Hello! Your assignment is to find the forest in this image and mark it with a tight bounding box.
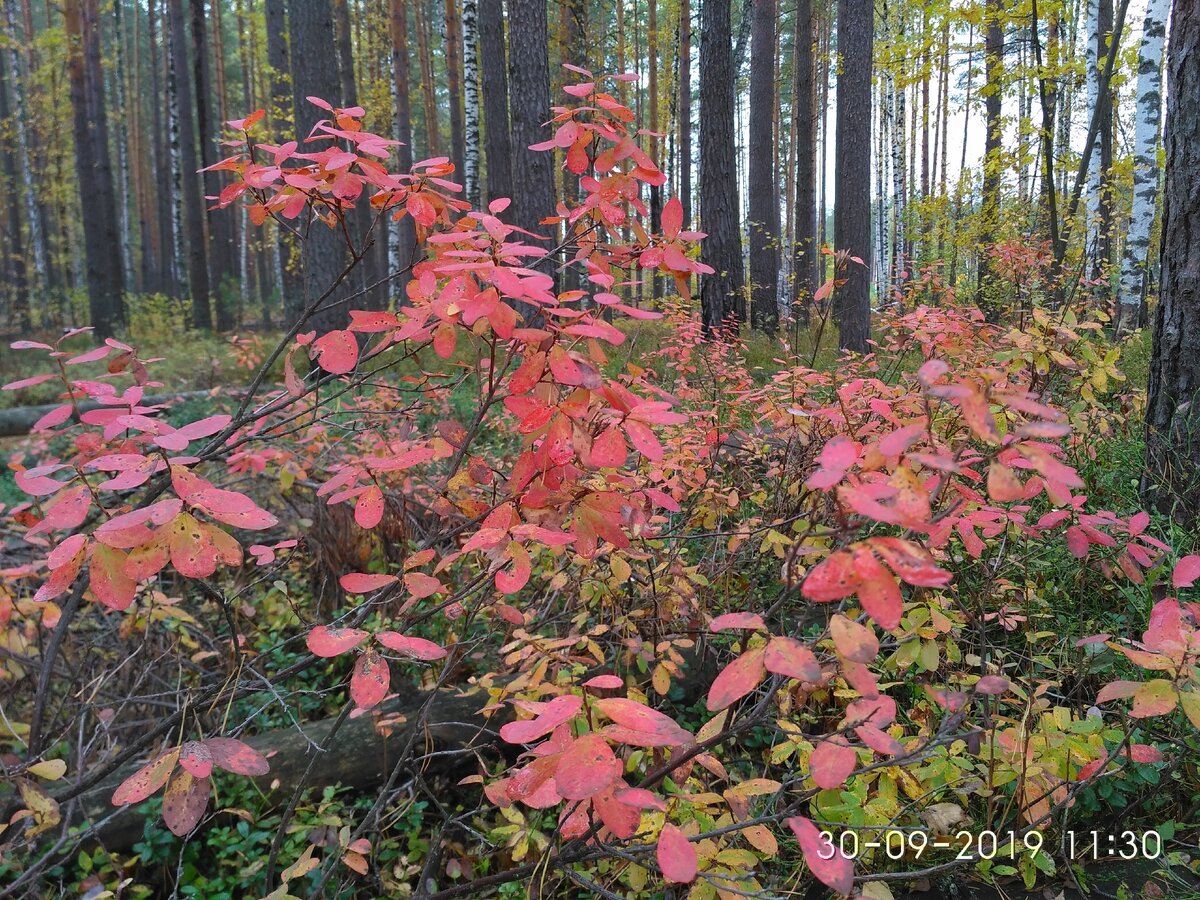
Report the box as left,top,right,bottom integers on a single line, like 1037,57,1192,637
1,0,1199,897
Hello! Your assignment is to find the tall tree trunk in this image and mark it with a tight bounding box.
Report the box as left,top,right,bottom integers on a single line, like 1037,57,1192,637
832,0,871,351
1094,0,1114,308
265,0,295,316
3,0,45,310
678,0,691,226
1084,0,1101,253
1115,0,1170,335
288,0,350,333
0,45,29,329
977,0,1003,308
747,0,778,334
462,0,480,207
507,0,556,259
647,0,661,301
332,0,356,107
390,0,417,300
698,0,745,334
791,0,815,319
111,0,133,292
444,0,466,182
64,0,125,338
478,0,511,204
415,0,439,155
192,0,236,330
1143,0,1200,525
168,0,210,329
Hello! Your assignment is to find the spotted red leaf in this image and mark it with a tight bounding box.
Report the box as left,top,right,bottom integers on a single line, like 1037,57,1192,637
829,615,878,663
709,612,766,632
340,572,399,593
162,769,211,836
595,698,693,746
355,485,385,529
555,734,619,800
313,329,359,375
350,649,390,709
178,741,213,778
111,748,180,806
763,637,822,682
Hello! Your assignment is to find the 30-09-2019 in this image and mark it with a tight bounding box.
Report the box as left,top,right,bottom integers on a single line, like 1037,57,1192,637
815,827,1165,861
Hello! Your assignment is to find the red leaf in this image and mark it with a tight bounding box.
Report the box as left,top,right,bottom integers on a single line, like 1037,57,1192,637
350,649,390,709
802,551,860,602
788,816,854,895
499,695,584,744
89,544,137,611
1065,525,1090,558
661,196,683,239
375,631,447,660
162,769,211,836
710,612,766,632
555,734,620,800
763,637,822,681
1173,555,1200,589
623,419,663,461
307,625,368,657
987,462,1025,502
179,741,213,778
355,485,385,529
340,572,399,593
830,615,878,663
313,329,359,375
976,675,1010,695
705,645,767,711
595,698,693,746
590,427,628,468
403,572,444,599
810,737,858,789
495,541,531,594
111,749,180,806
203,737,270,775
656,823,697,883
878,424,924,456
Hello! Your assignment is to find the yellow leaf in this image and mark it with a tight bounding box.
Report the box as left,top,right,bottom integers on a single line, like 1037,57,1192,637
27,759,66,781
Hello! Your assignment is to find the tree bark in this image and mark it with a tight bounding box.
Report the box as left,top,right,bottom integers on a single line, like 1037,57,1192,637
976,0,1003,308
390,0,417,300
1115,0,1170,335
462,0,481,207
678,0,691,227
478,0,512,204
1143,0,1200,525
444,0,466,185
747,0,778,334
288,0,351,333
507,0,557,258
790,0,815,320
64,0,125,339
167,0,211,330
832,0,872,352
192,0,236,330
698,0,745,334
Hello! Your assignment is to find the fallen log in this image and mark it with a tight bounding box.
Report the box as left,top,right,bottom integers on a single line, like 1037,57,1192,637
50,686,498,852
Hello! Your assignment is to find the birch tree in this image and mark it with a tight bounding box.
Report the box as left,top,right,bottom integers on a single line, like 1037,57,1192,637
1115,0,1170,335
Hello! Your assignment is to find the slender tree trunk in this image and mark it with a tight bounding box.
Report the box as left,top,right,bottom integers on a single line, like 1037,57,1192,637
698,0,745,333
1094,0,1114,308
288,0,350,333
64,0,125,339
415,0,439,155
390,0,417,300
977,0,1003,308
3,0,45,309
1143,0,1200,524
332,0,356,106
747,0,778,333
1115,0,1170,335
1084,0,1101,252
507,0,556,259
833,0,871,351
791,0,815,320
678,0,691,226
192,0,236,330
0,46,29,329
444,0,466,181
462,0,480,207
478,0,511,205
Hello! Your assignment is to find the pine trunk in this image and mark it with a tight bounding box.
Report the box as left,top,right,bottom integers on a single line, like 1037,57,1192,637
507,0,556,253
698,0,745,333
977,0,1003,306
390,0,417,299
791,0,815,318
832,0,871,351
444,0,465,182
478,0,511,204
747,0,778,333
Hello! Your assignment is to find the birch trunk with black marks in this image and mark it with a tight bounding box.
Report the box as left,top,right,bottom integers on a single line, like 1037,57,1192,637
1114,0,1170,335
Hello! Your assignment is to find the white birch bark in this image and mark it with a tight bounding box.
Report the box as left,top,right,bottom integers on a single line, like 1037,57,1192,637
1084,0,1101,240
1115,0,1170,333
462,0,480,208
